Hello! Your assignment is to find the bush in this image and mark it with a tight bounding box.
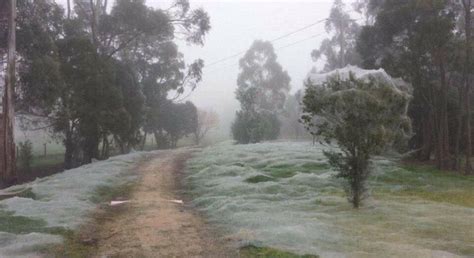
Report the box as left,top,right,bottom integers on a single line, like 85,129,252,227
302,74,411,208
232,110,280,144
18,140,33,172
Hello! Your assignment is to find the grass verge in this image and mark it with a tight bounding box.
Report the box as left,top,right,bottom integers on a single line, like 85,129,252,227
240,245,319,258
88,182,136,204
374,163,474,207
41,180,138,257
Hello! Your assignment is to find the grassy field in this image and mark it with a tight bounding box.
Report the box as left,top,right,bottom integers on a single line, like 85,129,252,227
185,141,474,257
0,151,147,257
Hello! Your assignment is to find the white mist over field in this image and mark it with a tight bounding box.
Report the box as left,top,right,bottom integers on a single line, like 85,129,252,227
185,142,474,257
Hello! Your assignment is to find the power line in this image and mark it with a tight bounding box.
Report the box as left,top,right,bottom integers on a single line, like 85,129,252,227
276,32,325,51
205,32,325,74
204,18,327,69
269,18,326,42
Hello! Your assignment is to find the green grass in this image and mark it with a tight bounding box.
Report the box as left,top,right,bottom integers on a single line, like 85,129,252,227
266,168,298,178
239,245,319,258
0,210,48,234
245,175,276,183
249,158,474,207
259,162,329,179
31,153,64,168
373,164,474,207
0,209,69,236
16,188,38,200
44,180,138,257
0,179,139,256
300,162,330,171
89,182,135,204
38,229,96,258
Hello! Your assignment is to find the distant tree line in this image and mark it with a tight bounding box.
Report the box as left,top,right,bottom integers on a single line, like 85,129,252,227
306,0,474,175
10,0,211,169
228,0,473,207
355,0,473,174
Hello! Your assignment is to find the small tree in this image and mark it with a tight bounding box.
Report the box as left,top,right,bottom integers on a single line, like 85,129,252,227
232,110,280,144
158,101,198,148
18,140,33,173
194,109,219,145
301,74,411,208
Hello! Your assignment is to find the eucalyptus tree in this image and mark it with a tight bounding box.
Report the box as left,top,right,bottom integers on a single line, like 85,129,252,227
356,0,457,170
96,0,208,147
161,101,198,148
460,0,472,174
0,0,17,183
232,40,291,144
312,0,361,71
15,0,210,167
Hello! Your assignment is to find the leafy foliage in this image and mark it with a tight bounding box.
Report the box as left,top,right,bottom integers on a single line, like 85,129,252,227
232,110,280,144
157,101,198,148
18,140,33,173
355,0,472,172
16,0,210,167
301,73,411,208
236,40,290,112
312,0,361,71
233,40,290,144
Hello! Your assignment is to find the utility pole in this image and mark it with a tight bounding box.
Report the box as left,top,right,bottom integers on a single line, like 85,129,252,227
1,0,17,184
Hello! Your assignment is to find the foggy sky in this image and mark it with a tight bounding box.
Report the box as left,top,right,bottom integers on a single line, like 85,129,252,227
56,0,358,133
177,1,335,132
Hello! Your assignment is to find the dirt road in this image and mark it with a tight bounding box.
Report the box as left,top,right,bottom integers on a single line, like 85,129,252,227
95,149,234,257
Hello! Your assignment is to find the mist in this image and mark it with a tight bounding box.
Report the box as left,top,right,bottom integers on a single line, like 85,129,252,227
175,1,335,134
49,0,361,139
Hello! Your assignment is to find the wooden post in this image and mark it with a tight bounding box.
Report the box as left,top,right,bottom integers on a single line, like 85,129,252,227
1,0,17,183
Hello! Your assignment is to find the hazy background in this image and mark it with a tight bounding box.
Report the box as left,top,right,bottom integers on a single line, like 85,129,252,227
174,0,335,134
55,0,359,137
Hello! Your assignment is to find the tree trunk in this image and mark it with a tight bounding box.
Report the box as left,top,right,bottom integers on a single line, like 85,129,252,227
89,0,99,48
100,135,110,159
102,0,108,14
1,0,17,184
141,131,147,150
352,169,361,209
339,31,346,68
454,86,463,171
67,0,71,19
463,0,472,175
194,132,200,146
83,134,100,164
419,114,434,161
437,56,450,170
64,130,74,169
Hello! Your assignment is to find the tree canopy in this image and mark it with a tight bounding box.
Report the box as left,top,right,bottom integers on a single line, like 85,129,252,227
311,0,361,71
232,40,290,144
15,0,210,168
302,69,412,207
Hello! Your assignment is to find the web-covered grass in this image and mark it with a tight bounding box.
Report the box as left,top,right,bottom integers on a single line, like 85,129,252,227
0,151,149,257
185,141,474,257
